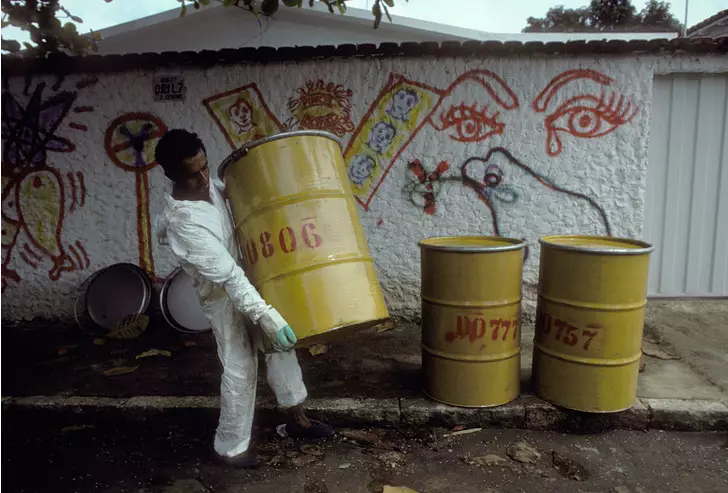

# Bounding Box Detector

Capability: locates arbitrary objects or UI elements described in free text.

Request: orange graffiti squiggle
[441,70,520,111]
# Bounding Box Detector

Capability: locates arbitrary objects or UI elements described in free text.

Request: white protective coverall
[156,178,308,458]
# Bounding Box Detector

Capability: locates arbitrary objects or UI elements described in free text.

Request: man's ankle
[288,403,312,429]
[216,450,259,469]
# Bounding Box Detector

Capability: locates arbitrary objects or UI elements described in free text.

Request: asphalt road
[3,409,728,493]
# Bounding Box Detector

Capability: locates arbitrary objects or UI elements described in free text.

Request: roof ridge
[2,38,726,78]
[687,9,728,36]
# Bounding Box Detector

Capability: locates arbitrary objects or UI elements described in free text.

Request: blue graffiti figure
[386,88,419,121]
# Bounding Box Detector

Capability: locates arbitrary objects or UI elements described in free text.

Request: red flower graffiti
[405,159,450,215]
[532,69,638,157]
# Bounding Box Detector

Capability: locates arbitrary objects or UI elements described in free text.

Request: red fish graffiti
[1,81,93,291]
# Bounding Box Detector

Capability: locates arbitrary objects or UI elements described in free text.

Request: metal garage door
[645,74,728,297]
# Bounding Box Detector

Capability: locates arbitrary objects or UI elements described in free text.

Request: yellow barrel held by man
[420,236,526,408]
[532,235,654,413]
[218,130,389,346]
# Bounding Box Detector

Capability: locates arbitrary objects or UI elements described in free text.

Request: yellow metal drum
[218,131,389,346]
[420,236,526,408]
[532,235,654,413]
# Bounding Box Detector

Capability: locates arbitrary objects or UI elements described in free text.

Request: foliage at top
[523,0,683,33]
[1,0,401,58]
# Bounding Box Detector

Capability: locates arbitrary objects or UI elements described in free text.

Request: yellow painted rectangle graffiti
[344,75,441,209]
[202,84,282,149]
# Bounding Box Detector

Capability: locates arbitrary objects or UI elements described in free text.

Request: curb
[4,394,727,432]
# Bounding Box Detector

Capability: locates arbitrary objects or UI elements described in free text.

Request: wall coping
[2,38,726,79]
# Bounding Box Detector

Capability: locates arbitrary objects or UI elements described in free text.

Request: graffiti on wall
[467,147,611,235]
[286,80,355,137]
[344,75,442,204]
[202,83,282,149]
[403,147,612,236]
[1,81,93,291]
[202,69,636,233]
[350,69,637,210]
[531,70,638,157]
[344,70,520,210]
[104,112,169,279]
[403,159,450,216]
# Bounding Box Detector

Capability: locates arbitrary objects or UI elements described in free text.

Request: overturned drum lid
[160,267,211,333]
[75,263,153,335]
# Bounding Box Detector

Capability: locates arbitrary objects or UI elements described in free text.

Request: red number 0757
[537,312,598,351]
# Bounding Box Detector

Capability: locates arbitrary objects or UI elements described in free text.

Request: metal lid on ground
[217,130,342,181]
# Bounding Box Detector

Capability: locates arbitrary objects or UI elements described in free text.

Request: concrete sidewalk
[3,300,727,431]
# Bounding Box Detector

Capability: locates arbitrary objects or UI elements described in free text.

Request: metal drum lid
[85,263,153,330]
[160,268,211,333]
[217,130,341,181]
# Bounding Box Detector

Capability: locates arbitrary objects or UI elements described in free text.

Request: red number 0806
[242,217,322,266]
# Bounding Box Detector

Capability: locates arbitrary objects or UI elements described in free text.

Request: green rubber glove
[272,325,297,352]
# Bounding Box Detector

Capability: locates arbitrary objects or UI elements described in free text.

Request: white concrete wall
[3,53,727,321]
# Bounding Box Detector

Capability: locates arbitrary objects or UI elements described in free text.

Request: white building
[95,2,677,55]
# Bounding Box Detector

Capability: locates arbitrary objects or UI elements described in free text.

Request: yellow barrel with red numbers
[218,130,389,345]
[532,235,654,413]
[420,236,526,408]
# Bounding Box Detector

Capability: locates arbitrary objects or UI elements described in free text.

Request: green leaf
[282,0,299,6]
[103,365,139,377]
[261,0,279,16]
[337,0,346,14]
[1,39,21,53]
[383,0,394,6]
[372,2,382,29]
[135,349,172,359]
[71,15,84,23]
[107,314,149,340]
